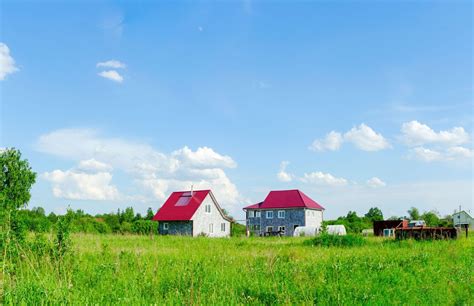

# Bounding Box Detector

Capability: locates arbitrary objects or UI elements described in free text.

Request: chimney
[190,184,194,197]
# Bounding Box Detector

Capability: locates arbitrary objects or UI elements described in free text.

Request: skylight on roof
[175,193,192,206]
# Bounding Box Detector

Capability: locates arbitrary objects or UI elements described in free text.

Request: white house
[153,189,231,237]
[452,210,473,229]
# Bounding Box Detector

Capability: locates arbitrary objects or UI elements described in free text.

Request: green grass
[3,234,473,305]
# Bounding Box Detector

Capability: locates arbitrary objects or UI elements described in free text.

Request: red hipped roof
[153,190,210,221]
[243,189,325,210]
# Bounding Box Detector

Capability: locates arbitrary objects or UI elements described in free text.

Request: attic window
[175,192,193,206]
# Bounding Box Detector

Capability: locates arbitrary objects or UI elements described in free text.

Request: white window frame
[205,204,211,214]
[248,210,255,218]
[209,223,214,233]
[278,226,286,234]
[255,211,261,218]
[221,223,226,232]
[278,210,285,219]
[163,222,169,230]
[266,211,273,219]
[266,226,273,232]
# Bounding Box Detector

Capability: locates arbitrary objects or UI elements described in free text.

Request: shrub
[304,233,367,247]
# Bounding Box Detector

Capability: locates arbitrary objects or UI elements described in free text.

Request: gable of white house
[453,211,474,228]
[191,193,230,237]
[305,208,323,228]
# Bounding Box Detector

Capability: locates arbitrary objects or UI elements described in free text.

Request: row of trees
[17,206,159,235]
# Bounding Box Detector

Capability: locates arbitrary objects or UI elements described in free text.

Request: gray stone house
[243,189,325,237]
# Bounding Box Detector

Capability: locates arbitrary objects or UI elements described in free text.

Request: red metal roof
[243,189,325,210]
[153,190,210,221]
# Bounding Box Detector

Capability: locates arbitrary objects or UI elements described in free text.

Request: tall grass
[3,234,473,304]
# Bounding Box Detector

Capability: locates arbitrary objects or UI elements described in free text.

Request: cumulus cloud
[366,177,386,188]
[77,159,113,172]
[277,161,293,182]
[301,171,348,186]
[0,43,19,80]
[36,128,240,208]
[309,131,343,152]
[401,121,469,147]
[43,169,119,200]
[96,60,126,69]
[310,124,390,152]
[411,146,472,162]
[98,70,123,83]
[344,124,391,151]
[172,146,236,169]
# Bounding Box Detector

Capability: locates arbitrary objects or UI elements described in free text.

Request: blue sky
[1,0,472,219]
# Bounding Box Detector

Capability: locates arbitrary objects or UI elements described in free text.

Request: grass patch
[304,233,367,247]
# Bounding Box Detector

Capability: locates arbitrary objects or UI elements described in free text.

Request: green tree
[421,210,440,227]
[407,207,420,220]
[145,207,155,220]
[0,148,36,243]
[365,207,384,222]
[122,207,135,223]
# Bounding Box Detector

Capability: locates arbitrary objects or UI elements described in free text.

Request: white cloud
[0,43,19,80]
[98,70,123,83]
[77,159,113,172]
[43,169,119,200]
[36,128,240,209]
[172,146,236,169]
[309,131,343,152]
[277,161,293,182]
[301,171,348,186]
[344,124,391,151]
[411,146,472,162]
[96,60,126,69]
[401,121,469,147]
[367,177,386,188]
[446,146,473,159]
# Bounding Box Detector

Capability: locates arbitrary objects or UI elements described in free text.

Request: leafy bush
[304,233,367,247]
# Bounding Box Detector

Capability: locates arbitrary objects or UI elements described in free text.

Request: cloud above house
[310,124,390,152]
[97,59,126,83]
[0,43,19,80]
[96,60,126,69]
[277,161,293,182]
[401,121,471,162]
[36,128,240,209]
[98,70,124,83]
[401,120,469,146]
[301,171,348,186]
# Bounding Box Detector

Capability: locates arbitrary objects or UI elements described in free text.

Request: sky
[0,0,472,220]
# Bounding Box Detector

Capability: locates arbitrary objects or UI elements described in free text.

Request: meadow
[3,234,473,305]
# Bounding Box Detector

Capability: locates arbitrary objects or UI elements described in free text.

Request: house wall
[158,221,193,236]
[192,195,231,237]
[453,212,473,228]
[246,208,306,237]
[304,209,323,228]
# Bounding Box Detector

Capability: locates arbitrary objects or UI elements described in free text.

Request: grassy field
[3,234,473,305]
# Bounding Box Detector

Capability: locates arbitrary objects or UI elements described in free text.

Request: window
[278,226,286,234]
[266,211,273,219]
[163,223,169,230]
[221,223,226,232]
[255,211,261,218]
[278,210,285,219]
[266,226,273,232]
[209,223,214,233]
[205,204,211,213]
[255,224,260,231]
[175,193,192,206]
[248,210,255,218]
[306,210,310,216]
